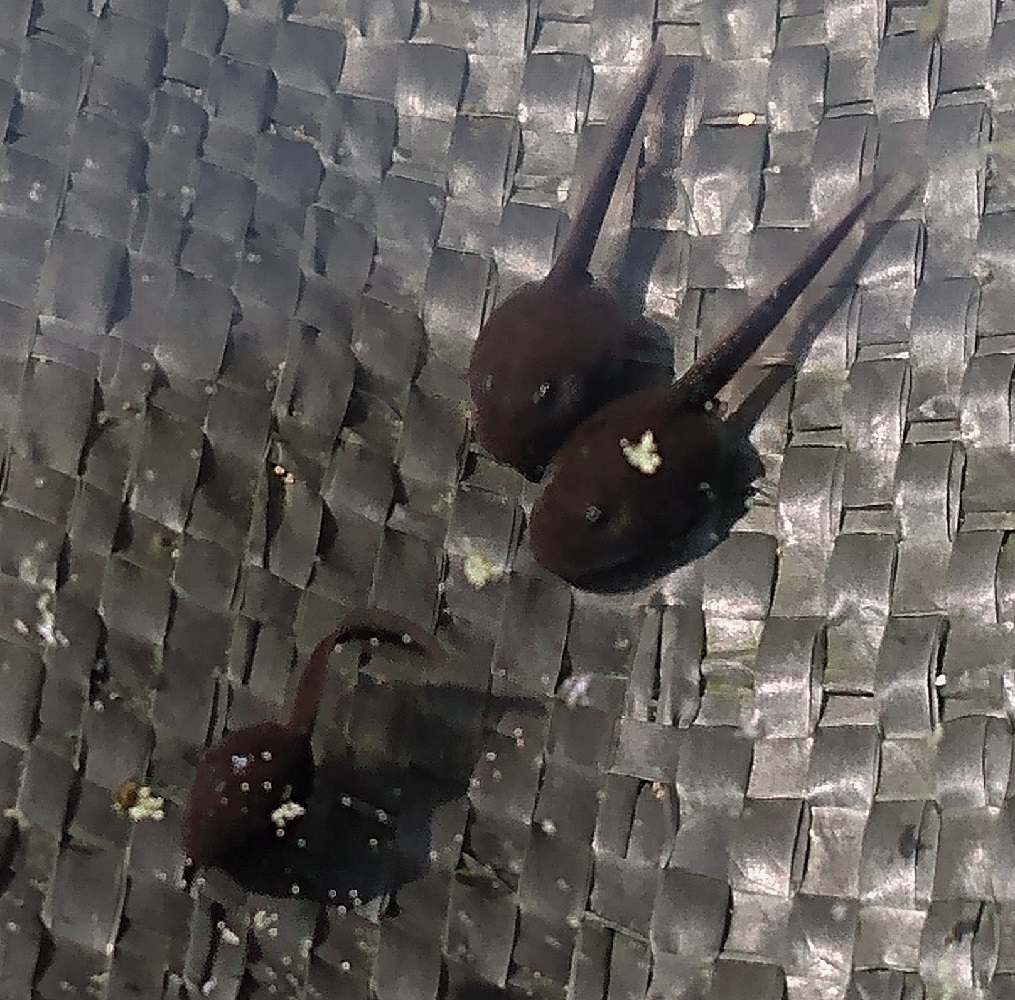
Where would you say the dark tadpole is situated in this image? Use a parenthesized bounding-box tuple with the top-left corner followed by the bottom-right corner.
(469, 42, 668, 481)
(528, 177, 900, 586)
(181, 608, 444, 871)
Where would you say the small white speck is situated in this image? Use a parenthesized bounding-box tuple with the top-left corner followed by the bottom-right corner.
(252, 910, 278, 931)
(935, 674, 947, 687)
(560, 673, 593, 708)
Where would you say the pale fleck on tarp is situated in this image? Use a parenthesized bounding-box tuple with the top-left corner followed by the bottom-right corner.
(0, 0, 1013, 998)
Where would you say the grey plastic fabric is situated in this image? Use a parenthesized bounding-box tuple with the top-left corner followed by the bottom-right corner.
(0, 1, 1013, 999)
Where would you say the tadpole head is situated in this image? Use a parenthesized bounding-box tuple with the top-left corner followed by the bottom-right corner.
(182, 721, 314, 871)
(529, 388, 734, 586)
(469, 280, 631, 480)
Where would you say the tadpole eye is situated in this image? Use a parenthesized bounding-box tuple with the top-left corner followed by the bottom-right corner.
(585, 504, 603, 524)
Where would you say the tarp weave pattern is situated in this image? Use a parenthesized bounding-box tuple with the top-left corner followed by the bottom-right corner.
(0, 1, 1014, 999)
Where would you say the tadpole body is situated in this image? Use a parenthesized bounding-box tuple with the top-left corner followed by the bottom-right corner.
(181, 609, 443, 870)
(469, 42, 667, 481)
(528, 180, 890, 585)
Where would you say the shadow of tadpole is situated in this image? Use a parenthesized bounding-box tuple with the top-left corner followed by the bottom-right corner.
(216, 681, 544, 905)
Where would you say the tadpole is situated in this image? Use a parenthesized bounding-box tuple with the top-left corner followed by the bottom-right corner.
(528, 178, 895, 585)
(469, 42, 668, 481)
(181, 608, 444, 870)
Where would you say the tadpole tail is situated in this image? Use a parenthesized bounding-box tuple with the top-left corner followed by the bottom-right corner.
(288, 608, 446, 737)
(671, 174, 897, 410)
(546, 41, 667, 285)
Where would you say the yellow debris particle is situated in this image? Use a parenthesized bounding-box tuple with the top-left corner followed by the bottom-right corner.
(462, 543, 505, 588)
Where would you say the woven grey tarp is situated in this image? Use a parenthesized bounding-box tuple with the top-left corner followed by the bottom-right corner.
(0, 0, 1013, 997)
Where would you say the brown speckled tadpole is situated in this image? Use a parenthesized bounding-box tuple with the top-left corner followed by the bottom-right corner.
(468, 42, 667, 481)
(528, 179, 893, 585)
(181, 609, 443, 870)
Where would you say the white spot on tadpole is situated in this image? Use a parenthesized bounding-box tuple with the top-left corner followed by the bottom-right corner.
(620, 430, 662, 474)
(271, 801, 306, 827)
